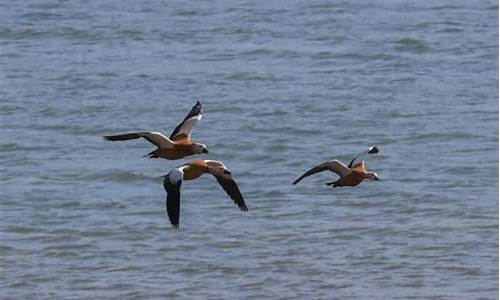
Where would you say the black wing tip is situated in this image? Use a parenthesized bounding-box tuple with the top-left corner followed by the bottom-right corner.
(103, 135, 122, 141)
(214, 176, 248, 212)
(369, 145, 379, 154)
(193, 101, 203, 113)
(102, 133, 141, 141)
(171, 223, 179, 229)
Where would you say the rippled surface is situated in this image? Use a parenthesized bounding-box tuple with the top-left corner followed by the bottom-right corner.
(1, 1, 498, 299)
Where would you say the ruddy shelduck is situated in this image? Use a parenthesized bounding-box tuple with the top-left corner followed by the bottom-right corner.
(163, 160, 248, 228)
(293, 146, 380, 187)
(104, 101, 208, 160)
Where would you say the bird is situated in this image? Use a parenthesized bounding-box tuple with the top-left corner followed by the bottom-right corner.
(103, 101, 208, 160)
(162, 159, 248, 228)
(293, 145, 380, 188)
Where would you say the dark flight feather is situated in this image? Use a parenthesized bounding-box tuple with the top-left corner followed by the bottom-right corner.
(164, 179, 182, 228)
(169, 101, 203, 139)
(215, 175, 248, 211)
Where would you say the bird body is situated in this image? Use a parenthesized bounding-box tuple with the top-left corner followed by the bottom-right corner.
(178, 159, 212, 180)
(326, 166, 373, 187)
(163, 159, 248, 228)
(152, 142, 205, 160)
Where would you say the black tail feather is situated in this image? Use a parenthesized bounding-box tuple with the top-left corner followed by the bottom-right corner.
(144, 150, 158, 158)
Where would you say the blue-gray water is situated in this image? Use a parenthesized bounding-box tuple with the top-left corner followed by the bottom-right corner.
(1, 1, 498, 299)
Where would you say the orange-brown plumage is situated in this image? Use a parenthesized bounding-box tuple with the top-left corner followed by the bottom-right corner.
(163, 160, 248, 228)
(103, 102, 208, 160)
(293, 146, 380, 188)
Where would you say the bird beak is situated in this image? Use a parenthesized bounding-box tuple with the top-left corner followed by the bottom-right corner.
(374, 177, 381, 181)
(202, 148, 209, 154)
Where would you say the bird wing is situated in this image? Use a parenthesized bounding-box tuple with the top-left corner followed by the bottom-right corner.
(213, 174, 248, 211)
(347, 145, 379, 169)
(169, 101, 203, 141)
(204, 160, 228, 169)
(205, 161, 248, 211)
(163, 167, 184, 228)
(104, 132, 174, 149)
(293, 160, 351, 185)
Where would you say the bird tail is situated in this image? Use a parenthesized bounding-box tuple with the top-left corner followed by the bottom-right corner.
(144, 150, 158, 158)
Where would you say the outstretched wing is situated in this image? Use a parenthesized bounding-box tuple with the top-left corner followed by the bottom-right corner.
(205, 160, 247, 211)
(204, 160, 227, 169)
(163, 168, 184, 228)
(213, 174, 248, 211)
(293, 160, 351, 185)
(170, 101, 203, 140)
(348, 145, 379, 169)
(104, 132, 174, 149)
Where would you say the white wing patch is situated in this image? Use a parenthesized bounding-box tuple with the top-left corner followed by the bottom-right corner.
(143, 132, 174, 149)
(176, 115, 202, 139)
(326, 160, 352, 177)
(348, 145, 378, 168)
(168, 167, 185, 184)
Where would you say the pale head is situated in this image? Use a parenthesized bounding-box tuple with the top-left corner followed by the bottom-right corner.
(366, 172, 380, 181)
(193, 143, 209, 154)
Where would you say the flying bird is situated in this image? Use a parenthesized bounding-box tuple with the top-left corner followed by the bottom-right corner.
(163, 160, 248, 228)
(103, 101, 208, 160)
(293, 146, 380, 188)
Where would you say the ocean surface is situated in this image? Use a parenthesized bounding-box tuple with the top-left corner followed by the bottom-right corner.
(0, 1, 498, 299)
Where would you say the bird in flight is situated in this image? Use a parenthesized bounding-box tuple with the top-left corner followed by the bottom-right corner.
(104, 101, 208, 160)
(293, 146, 380, 188)
(163, 159, 248, 228)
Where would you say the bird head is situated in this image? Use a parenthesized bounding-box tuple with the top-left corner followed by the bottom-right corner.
(193, 143, 209, 154)
(367, 172, 380, 181)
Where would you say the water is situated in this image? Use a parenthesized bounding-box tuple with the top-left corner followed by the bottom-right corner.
(0, 1, 498, 299)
